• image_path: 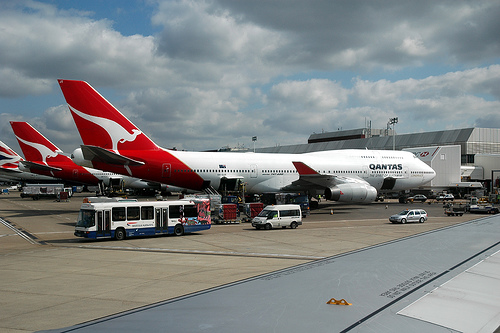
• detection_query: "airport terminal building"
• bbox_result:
[257,127,500,195]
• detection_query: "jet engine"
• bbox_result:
[324,183,378,203]
[71,148,93,168]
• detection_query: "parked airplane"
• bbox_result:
[9,121,184,194]
[58,79,436,203]
[0,140,58,182]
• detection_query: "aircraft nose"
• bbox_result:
[426,165,436,183]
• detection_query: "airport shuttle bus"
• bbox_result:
[74,199,211,240]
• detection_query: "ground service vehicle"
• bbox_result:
[389,209,427,224]
[252,204,302,230]
[75,199,211,240]
[20,183,71,200]
[468,205,499,214]
[465,197,499,214]
[444,203,465,216]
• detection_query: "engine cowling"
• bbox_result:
[71,148,93,168]
[324,183,378,203]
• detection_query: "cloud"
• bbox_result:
[211,0,500,69]
[0,69,52,98]
[0,0,168,93]
[263,79,349,136]
[475,113,500,129]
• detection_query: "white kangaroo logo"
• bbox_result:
[16,136,61,165]
[69,105,142,153]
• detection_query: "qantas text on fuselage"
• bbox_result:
[369,164,403,170]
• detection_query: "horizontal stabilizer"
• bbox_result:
[0,167,22,173]
[81,145,145,166]
[20,160,62,172]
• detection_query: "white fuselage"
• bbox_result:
[167,149,435,193]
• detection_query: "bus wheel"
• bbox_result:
[115,228,126,240]
[290,222,298,229]
[265,223,272,230]
[174,224,184,236]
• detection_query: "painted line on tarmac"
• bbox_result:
[305,219,388,224]
[0,218,40,245]
[75,244,325,260]
[34,231,74,235]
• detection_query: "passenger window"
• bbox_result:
[183,205,198,218]
[112,207,126,221]
[169,205,183,218]
[141,206,154,220]
[127,206,140,220]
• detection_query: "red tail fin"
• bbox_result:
[57,79,158,152]
[10,122,63,163]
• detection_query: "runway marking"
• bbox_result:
[0,218,39,245]
[74,244,324,260]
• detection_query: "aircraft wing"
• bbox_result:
[285,161,368,190]
[80,145,145,166]
[20,160,62,172]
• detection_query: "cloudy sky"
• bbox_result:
[1,0,499,154]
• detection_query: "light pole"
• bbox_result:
[388,117,398,150]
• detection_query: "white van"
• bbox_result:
[251,204,302,230]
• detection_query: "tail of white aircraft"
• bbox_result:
[57,80,159,153]
[58,79,206,189]
[10,122,64,164]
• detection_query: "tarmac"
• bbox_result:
[0,189,488,332]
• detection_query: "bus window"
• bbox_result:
[169,205,183,219]
[141,206,154,220]
[127,206,140,220]
[184,205,197,218]
[112,207,126,221]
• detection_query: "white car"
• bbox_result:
[389,209,428,224]
[437,194,454,201]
